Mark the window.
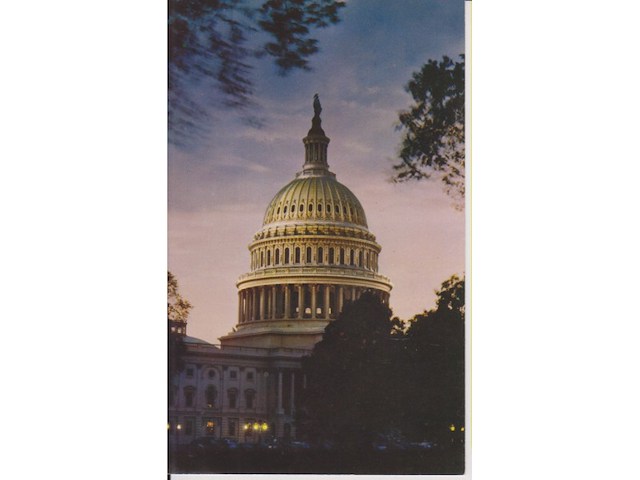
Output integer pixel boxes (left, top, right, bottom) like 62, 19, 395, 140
208, 370, 215, 379
350, 249, 355, 266
267, 250, 271, 265
185, 417, 194, 436
359, 250, 363, 266
318, 247, 324, 264
340, 248, 345, 264
260, 251, 264, 267
186, 367, 194, 378
283, 205, 288, 214
306, 247, 312, 263
229, 370, 237, 380
275, 249, 280, 265
228, 389, 238, 409
246, 371, 254, 381
328, 248, 334, 264
284, 248, 290, 264
318, 204, 322, 212
204, 418, 216, 436
295, 247, 300, 263
205, 385, 217, 408
327, 204, 331, 213
228, 419, 237, 437
245, 390, 256, 409
299, 204, 304, 212
309, 203, 313, 212
184, 387, 195, 407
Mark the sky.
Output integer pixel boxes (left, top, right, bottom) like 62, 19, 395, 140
168, 0, 466, 344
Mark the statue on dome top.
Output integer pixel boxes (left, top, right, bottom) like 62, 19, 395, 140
313, 93, 322, 117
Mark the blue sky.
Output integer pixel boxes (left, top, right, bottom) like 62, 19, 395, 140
169, 0, 466, 343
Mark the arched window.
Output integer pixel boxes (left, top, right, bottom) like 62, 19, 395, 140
318, 247, 324, 264
284, 248, 290, 264
309, 203, 313, 212
340, 248, 345, 265
350, 249, 355, 266
245, 389, 256, 409
306, 247, 312, 263
260, 251, 264, 267
295, 247, 301, 263
359, 250, 363, 267
299, 204, 304, 212
318, 204, 322, 213
267, 250, 271, 266
327, 204, 332, 213
283, 205, 288, 214
328, 247, 334, 264
275, 249, 280, 265
205, 386, 217, 408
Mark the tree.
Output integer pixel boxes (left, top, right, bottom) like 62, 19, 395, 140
168, 271, 192, 402
393, 55, 465, 209
297, 292, 404, 448
168, 271, 193, 324
169, 0, 346, 146
404, 275, 465, 440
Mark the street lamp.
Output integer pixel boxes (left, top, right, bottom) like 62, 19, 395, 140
177, 423, 182, 448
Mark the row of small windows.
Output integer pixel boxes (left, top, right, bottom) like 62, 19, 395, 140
276, 202, 354, 216
178, 386, 257, 410
184, 368, 254, 382
252, 246, 378, 270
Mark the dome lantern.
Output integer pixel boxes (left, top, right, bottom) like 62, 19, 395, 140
301, 94, 331, 177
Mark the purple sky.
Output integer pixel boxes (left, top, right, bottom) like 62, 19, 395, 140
168, 0, 466, 343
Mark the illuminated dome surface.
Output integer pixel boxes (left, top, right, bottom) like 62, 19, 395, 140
263, 174, 368, 228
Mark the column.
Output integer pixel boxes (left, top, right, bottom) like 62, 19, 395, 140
271, 286, 276, 319
259, 287, 265, 320
238, 291, 243, 323
324, 285, 331, 320
351, 287, 356, 302
297, 285, 304, 319
277, 370, 284, 414
284, 285, 291, 318
338, 286, 344, 313
310, 284, 317, 319
247, 289, 252, 321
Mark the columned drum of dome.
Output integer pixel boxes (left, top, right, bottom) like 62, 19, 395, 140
220, 97, 392, 350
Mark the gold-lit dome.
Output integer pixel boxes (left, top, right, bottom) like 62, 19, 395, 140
221, 96, 391, 350
262, 175, 368, 228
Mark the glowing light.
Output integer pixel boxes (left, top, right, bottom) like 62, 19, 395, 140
243, 423, 250, 431
261, 423, 269, 431
461, 426, 465, 432
449, 424, 455, 432
253, 422, 260, 430
177, 424, 182, 431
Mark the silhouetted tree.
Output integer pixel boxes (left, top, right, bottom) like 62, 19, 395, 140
169, 0, 345, 146
297, 276, 465, 451
297, 293, 405, 448
404, 275, 465, 440
168, 271, 192, 403
393, 55, 465, 209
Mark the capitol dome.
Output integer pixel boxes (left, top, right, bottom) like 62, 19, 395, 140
220, 96, 392, 350
262, 175, 368, 228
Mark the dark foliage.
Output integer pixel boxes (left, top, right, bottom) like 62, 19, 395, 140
394, 55, 465, 208
168, 0, 345, 146
297, 276, 465, 448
